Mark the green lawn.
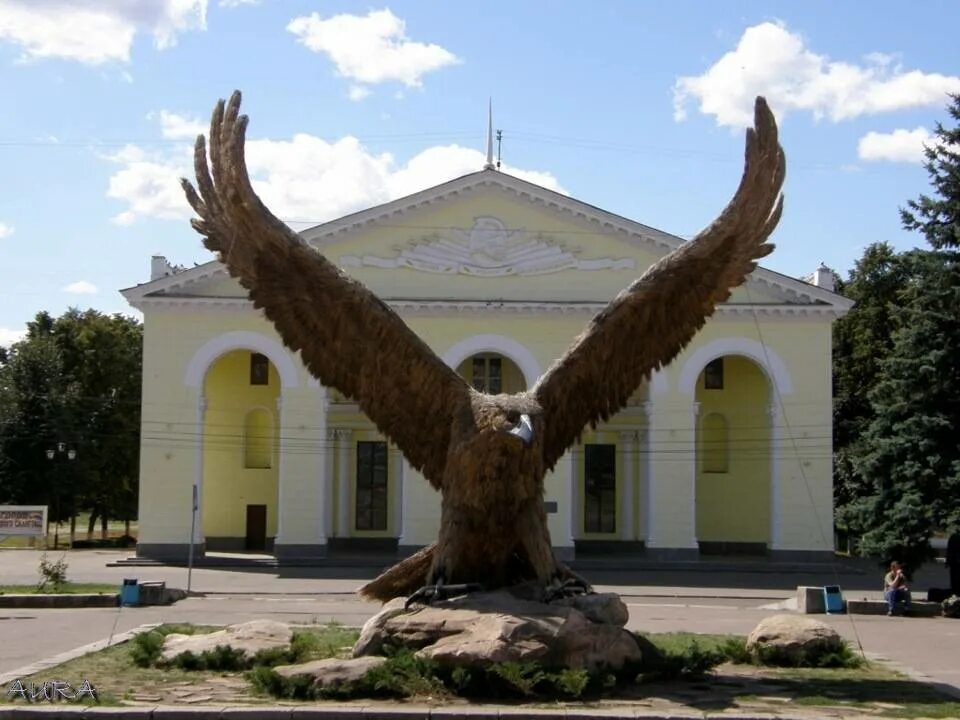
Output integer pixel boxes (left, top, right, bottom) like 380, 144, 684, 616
4, 625, 959, 718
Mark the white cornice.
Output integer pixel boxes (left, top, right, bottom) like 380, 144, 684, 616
127, 294, 849, 318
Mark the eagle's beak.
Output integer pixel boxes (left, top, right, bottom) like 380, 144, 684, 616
508, 414, 534, 446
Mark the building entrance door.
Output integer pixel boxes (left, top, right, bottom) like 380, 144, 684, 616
245, 504, 267, 551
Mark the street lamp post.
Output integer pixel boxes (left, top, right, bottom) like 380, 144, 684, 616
45, 443, 77, 550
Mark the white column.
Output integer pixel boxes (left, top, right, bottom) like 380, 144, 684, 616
393, 448, 405, 540
192, 394, 207, 545
643, 402, 655, 546
619, 431, 636, 541
315, 391, 328, 543
689, 401, 700, 548
274, 394, 287, 544
567, 447, 578, 543
324, 426, 336, 537
768, 402, 781, 549
337, 429, 352, 538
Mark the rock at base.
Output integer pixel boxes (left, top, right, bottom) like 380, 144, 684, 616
551, 592, 629, 626
746, 614, 844, 665
161, 619, 292, 663
353, 588, 644, 674
274, 656, 387, 692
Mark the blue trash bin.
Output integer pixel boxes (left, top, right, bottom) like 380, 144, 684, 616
824, 585, 845, 614
121, 578, 139, 607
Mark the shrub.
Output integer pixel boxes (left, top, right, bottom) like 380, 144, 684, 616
36, 553, 68, 592
717, 637, 752, 664
172, 645, 246, 671
364, 648, 445, 698
752, 641, 864, 669
652, 638, 727, 680
943, 595, 960, 618
130, 631, 165, 668
249, 666, 314, 699
251, 652, 598, 702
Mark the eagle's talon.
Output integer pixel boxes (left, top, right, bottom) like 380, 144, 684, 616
405, 581, 484, 608
544, 576, 593, 603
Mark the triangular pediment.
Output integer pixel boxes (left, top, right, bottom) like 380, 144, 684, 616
122, 169, 851, 315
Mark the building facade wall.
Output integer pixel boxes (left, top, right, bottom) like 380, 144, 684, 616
131, 182, 840, 562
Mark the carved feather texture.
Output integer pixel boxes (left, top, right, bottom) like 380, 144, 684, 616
533, 97, 785, 472
181, 91, 471, 490
182, 92, 785, 601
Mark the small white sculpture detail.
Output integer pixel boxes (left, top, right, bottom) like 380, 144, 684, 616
339, 216, 635, 276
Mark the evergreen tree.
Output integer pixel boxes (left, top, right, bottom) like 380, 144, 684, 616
853, 251, 960, 572
901, 94, 960, 250
846, 95, 960, 572
832, 243, 909, 543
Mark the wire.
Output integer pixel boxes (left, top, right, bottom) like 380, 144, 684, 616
744, 283, 867, 659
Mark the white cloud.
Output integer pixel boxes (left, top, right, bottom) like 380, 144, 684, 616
0, 0, 208, 65
105, 128, 564, 226
0, 222, 13, 238
287, 8, 458, 92
105, 144, 193, 224
348, 85, 372, 102
383, 145, 565, 203
674, 21, 960, 127
157, 110, 206, 139
0, 327, 25, 346
63, 280, 98, 294
858, 127, 935, 163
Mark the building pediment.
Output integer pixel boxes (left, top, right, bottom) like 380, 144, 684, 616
122, 169, 851, 317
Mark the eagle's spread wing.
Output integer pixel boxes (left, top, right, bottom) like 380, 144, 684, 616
181, 91, 469, 488
533, 96, 785, 472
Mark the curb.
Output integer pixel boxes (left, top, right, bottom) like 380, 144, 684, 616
0, 596, 119, 610
0, 708, 820, 720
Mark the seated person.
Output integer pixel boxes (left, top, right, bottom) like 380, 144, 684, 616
884, 561, 911, 616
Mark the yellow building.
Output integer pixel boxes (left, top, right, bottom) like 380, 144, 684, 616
122, 169, 850, 563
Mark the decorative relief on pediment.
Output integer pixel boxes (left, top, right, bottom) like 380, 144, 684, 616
338, 216, 635, 276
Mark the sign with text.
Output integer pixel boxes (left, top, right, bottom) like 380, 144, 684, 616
0, 506, 47, 536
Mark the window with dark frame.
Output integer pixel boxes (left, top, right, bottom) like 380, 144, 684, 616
355, 441, 388, 531
250, 352, 270, 386
704, 357, 724, 390
471, 355, 502, 394
584, 443, 616, 534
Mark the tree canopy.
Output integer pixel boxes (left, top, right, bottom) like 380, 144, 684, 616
0, 309, 142, 537
834, 94, 960, 573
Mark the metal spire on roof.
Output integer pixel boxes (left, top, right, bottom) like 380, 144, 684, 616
484, 98, 496, 170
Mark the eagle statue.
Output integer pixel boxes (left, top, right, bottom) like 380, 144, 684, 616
182, 92, 785, 604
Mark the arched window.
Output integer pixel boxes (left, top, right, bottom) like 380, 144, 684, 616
244, 408, 274, 469
702, 412, 729, 474
458, 353, 525, 394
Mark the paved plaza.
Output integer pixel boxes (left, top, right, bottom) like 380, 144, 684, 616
1, 549, 958, 699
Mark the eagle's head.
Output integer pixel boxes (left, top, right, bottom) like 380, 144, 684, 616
446, 391, 545, 509
468, 391, 542, 448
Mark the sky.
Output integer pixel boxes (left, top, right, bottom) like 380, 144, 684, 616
1, 0, 958, 346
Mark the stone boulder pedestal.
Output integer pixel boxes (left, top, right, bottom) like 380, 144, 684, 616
353, 588, 646, 674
